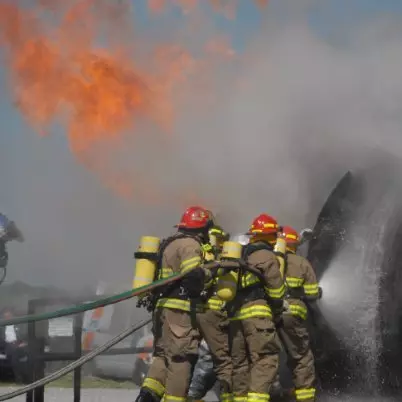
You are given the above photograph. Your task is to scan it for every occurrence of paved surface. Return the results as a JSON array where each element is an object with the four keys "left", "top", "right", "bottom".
[
  {"left": 7, "top": 390, "right": 370, "bottom": 402},
  {"left": 0, "top": 388, "right": 399, "bottom": 402},
  {"left": 0, "top": 388, "right": 218, "bottom": 402}
]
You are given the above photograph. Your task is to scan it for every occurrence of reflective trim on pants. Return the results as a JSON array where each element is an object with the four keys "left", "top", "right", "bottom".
[
  {"left": 164, "top": 395, "right": 187, "bottom": 402},
  {"left": 143, "top": 377, "right": 165, "bottom": 397},
  {"left": 233, "top": 397, "right": 247, "bottom": 402},
  {"left": 247, "top": 392, "right": 270, "bottom": 402},
  {"left": 229, "top": 305, "right": 272, "bottom": 321},
  {"left": 295, "top": 387, "right": 316, "bottom": 401},
  {"left": 197, "top": 298, "right": 225, "bottom": 311},
  {"left": 288, "top": 304, "right": 308, "bottom": 320},
  {"left": 221, "top": 392, "right": 233, "bottom": 402}
]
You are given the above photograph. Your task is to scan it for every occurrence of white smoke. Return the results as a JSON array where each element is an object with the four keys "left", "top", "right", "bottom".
[{"left": 2, "top": 0, "right": 402, "bottom": 289}]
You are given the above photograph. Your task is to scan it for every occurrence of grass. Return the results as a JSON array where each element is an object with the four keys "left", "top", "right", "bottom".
[
  {"left": 0, "top": 374, "right": 137, "bottom": 389},
  {"left": 50, "top": 373, "right": 137, "bottom": 389}
]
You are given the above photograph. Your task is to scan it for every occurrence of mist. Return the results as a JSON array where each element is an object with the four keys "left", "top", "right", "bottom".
[{"left": 1, "top": 0, "right": 402, "bottom": 290}]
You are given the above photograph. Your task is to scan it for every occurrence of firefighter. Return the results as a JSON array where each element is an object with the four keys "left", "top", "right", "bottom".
[
  {"left": 190, "top": 224, "right": 232, "bottom": 402},
  {"left": 0, "top": 213, "right": 23, "bottom": 277},
  {"left": 229, "top": 213, "right": 286, "bottom": 402},
  {"left": 276, "top": 225, "right": 322, "bottom": 402},
  {"left": 136, "top": 206, "right": 218, "bottom": 402}
]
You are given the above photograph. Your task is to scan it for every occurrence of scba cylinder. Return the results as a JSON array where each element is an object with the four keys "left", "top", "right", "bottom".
[
  {"left": 133, "top": 236, "right": 161, "bottom": 289},
  {"left": 216, "top": 241, "right": 242, "bottom": 302},
  {"left": 221, "top": 241, "right": 243, "bottom": 260},
  {"left": 274, "top": 238, "right": 287, "bottom": 279}
]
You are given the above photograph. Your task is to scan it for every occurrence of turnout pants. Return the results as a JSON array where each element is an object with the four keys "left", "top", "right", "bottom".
[
  {"left": 142, "top": 307, "right": 200, "bottom": 402},
  {"left": 278, "top": 314, "right": 316, "bottom": 402},
  {"left": 196, "top": 308, "right": 232, "bottom": 402},
  {"left": 230, "top": 317, "right": 281, "bottom": 402}
]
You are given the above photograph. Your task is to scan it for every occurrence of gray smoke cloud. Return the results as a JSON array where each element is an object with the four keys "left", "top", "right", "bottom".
[{"left": 1, "top": 0, "right": 402, "bottom": 290}]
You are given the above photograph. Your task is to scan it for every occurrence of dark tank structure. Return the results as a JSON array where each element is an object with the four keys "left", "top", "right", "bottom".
[{"left": 306, "top": 158, "right": 402, "bottom": 398}]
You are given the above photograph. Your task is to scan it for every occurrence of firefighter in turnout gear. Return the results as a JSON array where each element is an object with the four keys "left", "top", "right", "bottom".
[
  {"left": 0, "top": 213, "right": 24, "bottom": 282},
  {"left": 136, "top": 206, "right": 218, "bottom": 402},
  {"left": 190, "top": 224, "right": 233, "bottom": 402},
  {"left": 276, "top": 226, "right": 322, "bottom": 402},
  {"left": 229, "top": 214, "right": 286, "bottom": 402}
]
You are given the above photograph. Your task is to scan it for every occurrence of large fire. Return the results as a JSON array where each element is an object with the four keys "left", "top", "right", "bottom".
[{"left": 0, "top": 0, "right": 267, "bottom": 204}]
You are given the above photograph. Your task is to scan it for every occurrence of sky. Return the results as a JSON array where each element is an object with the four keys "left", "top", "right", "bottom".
[{"left": 1, "top": 0, "right": 402, "bottom": 290}]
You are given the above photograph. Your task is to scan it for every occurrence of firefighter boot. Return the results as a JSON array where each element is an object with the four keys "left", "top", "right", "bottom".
[
  {"left": 270, "top": 374, "right": 285, "bottom": 399},
  {"left": 135, "top": 388, "right": 162, "bottom": 402}
]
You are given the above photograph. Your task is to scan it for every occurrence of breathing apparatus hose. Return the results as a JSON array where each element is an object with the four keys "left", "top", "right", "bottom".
[{"left": 0, "top": 317, "right": 152, "bottom": 401}]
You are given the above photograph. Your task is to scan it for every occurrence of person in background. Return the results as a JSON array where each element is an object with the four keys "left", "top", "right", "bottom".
[
  {"left": 0, "top": 213, "right": 24, "bottom": 284},
  {"left": 1, "top": 309, "right": 28, "bottom": 383}
]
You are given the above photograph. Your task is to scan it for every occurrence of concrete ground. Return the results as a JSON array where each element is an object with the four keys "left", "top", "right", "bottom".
[
  {"left": 0, "top": 388, "right": 400, "bottom": 402},
  {"left": 0, "top": 388, "right": 218, "bottom": 401}
]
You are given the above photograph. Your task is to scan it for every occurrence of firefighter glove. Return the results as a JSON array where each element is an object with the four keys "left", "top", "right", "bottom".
[{"left": 182, "top": 267, "right": 206, "bottom": 297}]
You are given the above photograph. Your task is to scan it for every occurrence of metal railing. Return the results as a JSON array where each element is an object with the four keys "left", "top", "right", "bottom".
[{"left": 0, "top": 272, "right": 185, "bottom": 401}]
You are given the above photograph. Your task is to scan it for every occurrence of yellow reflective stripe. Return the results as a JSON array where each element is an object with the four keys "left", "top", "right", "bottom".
[
  {"left": 165, "top": 396, "right": 187, "bottom": 402},
  {"left": 209, "top": 228, "right": 224, "bottom": 235},
  {"left": 241, "top": 273, "right": 259, "bottom": 287},
  {"left": 288, "top": 304, "right": 308, "bottom": 320},
  {"left": 180, "top": 256, "right": 202, "bottom": 273},
  {"left": 143, "top": 377, "right": 165, "bottom": 397},
  {"left": 160, "top": 267, "right": 174, "bottom": 278},
  {"left": 286, "top": 277, "right": 304, "bottom": 287},
  {"left": 202, "top": 244, "right": 213, "bottom": 252},
  {"left": 221, "top": 393, "right": 233, "bottom": 402},
  {"left": 156, "top": 298, "right": 204, "bottom": 313},
  {"left": 303, "top": 283, "right": 319, "bottom": 295},
  {"left": 203, "top": 251, "right": 215, "bottom": 262},
  {"left": 230, "top": 305, "right": 272, "bottom": 321},
  {"left": 204, "top": 298, "right": 225, "bottom": 310},
  {"left": 156, "top": 298, "right": 191, "bottom": 312},
  {"left": 264, "top": 283, "right": 285, "bottom": 299},
  {"left": 247, "top": 392, "right": 270, "bottom": 402},
  {"left": 295, "top": 388, "right": 316, "bottom": 401},
  {"left": 233, "top": 397, "right": 247, "bottom": 402}
]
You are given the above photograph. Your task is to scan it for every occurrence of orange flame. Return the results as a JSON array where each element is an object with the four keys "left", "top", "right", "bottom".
[
  {"left": 0, "top": 1, "right": 176, "bottom": 199},
  {"left": 0, "top": 0, "right": 266, "bottom": 207}
]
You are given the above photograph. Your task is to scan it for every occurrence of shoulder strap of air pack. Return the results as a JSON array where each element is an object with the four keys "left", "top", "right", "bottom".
[
  {"left": 238, "top": 241, "right": 274, "bottom": 289},
  {"left": 155, "top": 232, "right": 203, "bottom": 280},
  {"left": 242, "top": 241, "right": 273, "bottom": 261}
]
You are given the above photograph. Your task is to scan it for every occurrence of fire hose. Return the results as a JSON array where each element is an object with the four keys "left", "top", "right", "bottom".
[
  {"left": 0, "top": 262, "right": 295, "bottom": 400},
  {"left": 0, "top": 272, "right": 186, "bottom": 327},
  {"left": 0, "top": 317, "right": 152, "bottom": 401}
]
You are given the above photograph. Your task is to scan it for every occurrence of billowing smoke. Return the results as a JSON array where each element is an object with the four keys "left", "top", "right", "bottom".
[{"left": 1, "top": 0, "right": 402, "bottom": 290}]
